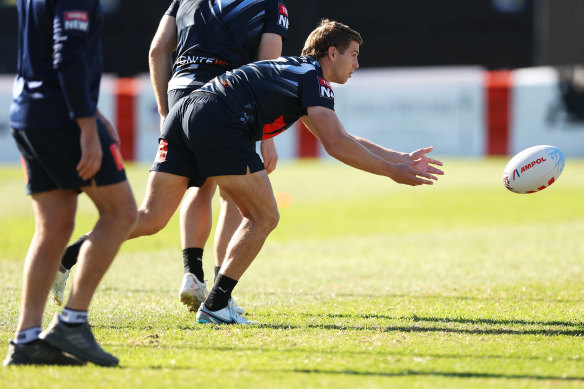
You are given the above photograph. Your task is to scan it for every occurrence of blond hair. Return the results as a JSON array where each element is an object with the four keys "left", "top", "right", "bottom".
[{"left": 301, "top": 19, "right": 363, "bottom": 59}]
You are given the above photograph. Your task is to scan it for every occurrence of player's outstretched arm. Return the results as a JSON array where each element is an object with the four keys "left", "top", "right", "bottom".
[
  {"left": 303, "top": 106, "right": 440, "bottom": 186},
  {"left": 149, "top": 14, "right": 177, "bottom": 131},
  {"left": 347, "top": 130, "right": 444, "bottom": 177}
]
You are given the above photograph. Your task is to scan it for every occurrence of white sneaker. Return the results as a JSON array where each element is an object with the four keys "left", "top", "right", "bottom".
[
  {"left": 51, "top": 269, "right": 69, "bottom": 306},
  {"left": 196, "top": 304, "right": 256, "bottom": 325},
  {"left": 179, "top": 273, "right": 209, "bottom": 311},
  {"left": 228, "top": 297, "right": 245, "bottom": 315}
]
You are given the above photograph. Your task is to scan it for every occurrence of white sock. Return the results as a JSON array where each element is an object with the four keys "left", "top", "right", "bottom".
[
  {"left": 59, "top": 308, "right": 88, "bottom": 324},
  {"left": 14, "top": 327, "right": 41, "bottom": 344}
]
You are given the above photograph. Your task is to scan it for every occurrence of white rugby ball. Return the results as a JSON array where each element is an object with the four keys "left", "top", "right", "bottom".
[{"left": 502, "top": 145, "right": 565, "bottom": 194}]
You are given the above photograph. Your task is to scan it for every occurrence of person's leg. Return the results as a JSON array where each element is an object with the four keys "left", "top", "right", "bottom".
[
  {"left": 213, "top": 188, "right": 242, "bottom": 269},
  {"left": 16, "top": 190, "right": 78, "bottom": 332},
  {"left": 64, "top": 180, "right": 137, "bottom": 310},
  {"left": 129, "top": 171, "right": 190, "bottom": 239},
  {"left": 3, "top": 189, "right": 87, "bottom": 366},
  {"left": 180, "top": 179, "right": 216, "bottom": 279},
  {"left": 39, "top": 181, "right": 136, "bottom": 367},
  {"left": 196, "top": 170, "right": 279, "bottom": 324},
  {"left": 43, "top": 174, "right": 187, "bottom": 366},
  {"left": 178, "top": 179, "right": 216, "bottom": 311},
  {"left": 213, "top": 171, "right": 279, "bottom": 280},
  {"left": 213, "top": 188, "right": 246, "bottom": 314},
  {"left": 50, "top": 171, "right": 189, "bottom": 308}
]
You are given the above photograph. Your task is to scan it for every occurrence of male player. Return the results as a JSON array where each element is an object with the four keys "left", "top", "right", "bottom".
[
  {"left": 48, "top": 19, "right": 444, "bottom": 325},
  {"left": 52, "top": 0, "right": 289, "bottom": 315},
  {"left": 4, "top": 0, "right": 137, "bottom": 367}
]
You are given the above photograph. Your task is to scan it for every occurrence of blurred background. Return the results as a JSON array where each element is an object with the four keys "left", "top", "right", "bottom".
[
  {"left": 0, "top": 0, "right": 583, "bottom": 161},
  {"left": 1, "top": 0, "right": 583, "bottom": 73}
]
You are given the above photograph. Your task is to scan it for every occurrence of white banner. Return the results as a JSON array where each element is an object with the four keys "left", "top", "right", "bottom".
[{"left": 333, "top": 67, "right": 486, "bottom": 157}]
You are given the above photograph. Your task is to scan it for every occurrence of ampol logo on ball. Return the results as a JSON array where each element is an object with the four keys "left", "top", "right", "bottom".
[{"left": 502, "top": 145, "right": 565, "bottom": 194}]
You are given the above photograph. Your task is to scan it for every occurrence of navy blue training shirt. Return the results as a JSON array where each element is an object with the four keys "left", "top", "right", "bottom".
[
  {"left": 165, "top": 0, "right": 289, "bottom": 91},
  {"left": 197, "top": 56, "right": 335, "bottom": 141},
  {"left": 10, "top": 0, "right": 103, "bottom": 130}
]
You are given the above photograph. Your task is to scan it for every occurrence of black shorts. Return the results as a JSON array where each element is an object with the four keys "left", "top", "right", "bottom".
[
  {"left": 12, "top": 120, "right": 127, "bottom": 195},
  {"left": 167, "top": 87, "right": 198, "bottom": 108},
  {"left": 150, "top": 92, "right": 264, "bottom": 187}
]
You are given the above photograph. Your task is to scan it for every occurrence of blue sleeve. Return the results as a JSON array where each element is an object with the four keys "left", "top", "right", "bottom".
[
  {"left": 264, "top": 0, "right": 288, "bottom": 40},
  {"left": 302, "top": 71, "right": 335, "bottom": 111},
  {"left": 165, "top": 0, "right": 180, "bottom": 17},
  {"left": 52, "top": 0, "right": 96, "bottom": 119}
]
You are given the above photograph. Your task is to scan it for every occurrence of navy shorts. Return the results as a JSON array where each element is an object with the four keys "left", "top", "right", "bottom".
[
  {"left": 167, "top": 86, "right": 199, "bottom": 108},
  {"left": 12, "top": 119, "right": 127, "bottom": 195},
  {"left": 150, "top": 92, "right": 264, "bottom": 187}
]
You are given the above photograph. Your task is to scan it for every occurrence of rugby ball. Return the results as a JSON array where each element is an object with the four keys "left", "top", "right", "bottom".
[{"left": 502, "top": 145, "right": 565, "bottom": 194}]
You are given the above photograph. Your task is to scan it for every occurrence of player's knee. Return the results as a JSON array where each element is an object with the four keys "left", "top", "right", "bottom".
[
  {"left": 119, "top": 206, "right": 138, "bottom": 231},
  {"left": 40, "top": 218, "right": 75, "bottom": 241},
  {"left": 261, "top": 208, "right": 280, "bottom": 233},
  {"left": 136, "top": 209, "right": 168, "bottom": 236}
]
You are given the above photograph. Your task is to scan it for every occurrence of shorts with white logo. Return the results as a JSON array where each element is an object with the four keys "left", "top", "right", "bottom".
[
  {"left": 11, "top": 119, "right": 127, "bottom": 195},
  {"left": 150, "top": 92, "right": 264, "bottom": 187}
]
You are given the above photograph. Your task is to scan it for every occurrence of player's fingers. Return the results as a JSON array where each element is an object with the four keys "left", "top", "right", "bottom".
[
  {"left": 427, "top": 157, "right": 443, "bottom": 166},
  {"left": 427, "top": 165, "right": 444, "bottom": 175},
  {"left": 77, "top": 156, "right": 100, "bottom": 180},
  {"left": 414, "top": 168, "right": 438, "bottom": 181}
]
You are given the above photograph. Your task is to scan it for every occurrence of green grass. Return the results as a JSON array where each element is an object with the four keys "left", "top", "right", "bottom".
[{"left": 1, "top": 158, "right": 584, "bottom": 388}]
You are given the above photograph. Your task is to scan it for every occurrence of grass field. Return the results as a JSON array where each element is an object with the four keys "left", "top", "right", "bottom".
[{"left": 1, "top": 157, "right": 584, "bottom": 388}]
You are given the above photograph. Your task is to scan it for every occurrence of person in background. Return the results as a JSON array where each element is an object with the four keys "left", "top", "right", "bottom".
[
  {"left": 4, "top": 0, "right": 137, "bottom": 367},
  {"left": 52, "top": 0, "right": 289, "bottom": 315}
]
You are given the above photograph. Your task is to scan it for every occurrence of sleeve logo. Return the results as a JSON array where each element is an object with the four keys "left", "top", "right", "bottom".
[
  {"left": 278, "top": 3, "right": 289, "bottom": 29},
  {"left": 318, "top": 77, "right": 334, "bottom": 99},
  {"left": 64, "top": 11, "right": 89, "bottom": 31}
]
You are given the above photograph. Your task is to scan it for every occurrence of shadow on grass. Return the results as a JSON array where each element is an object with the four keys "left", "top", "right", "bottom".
[
  {"left": 132, "top": 364, "right": 584, "bottom": 382},
  {"left": 294, "top": 312, "right": 584, "bottom": 328},
  {"left": 290, "top": 368, "right": 584, "bottom": 382},
  {"left": 255, "top": 322, "right": 584, "bottom": 336}
]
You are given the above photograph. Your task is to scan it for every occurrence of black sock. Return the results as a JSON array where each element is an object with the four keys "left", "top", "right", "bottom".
[
  {"left": 205, "top": 273, "right": 238, "bottom": 311},
  {"left": 182, "top": 248, "right": 204, "bottom": 282},
  {"left": 61, "top": 234, "right": 87, "bottom": 270},
  {"left": 214, "top": 266, "right": 221, "bottom": 281}
]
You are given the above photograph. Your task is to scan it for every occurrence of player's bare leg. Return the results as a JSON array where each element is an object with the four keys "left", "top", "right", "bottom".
[
  {"left": 129, "top": 171, "right": 190, "bottom": 239},
  {"left": 40, "top": 181, "right": 136, "bottom": 367},
  {"left": 16, "top": 190, "right": 78, "bottom": 332},
  {"left": 214, "top": 189, "right": 242, "bottom": 269},
  {"left": 178, "top": 180, "right": 216, "bottom": 310},
  {"left": 213, "top": 189, "right": 247, "bottom": 314},
  {"left": 196, "top": 169, "right": 278, "bottom": 325},
  {"left": 65, "top": 181, "right": 137, "bottom": 310}
]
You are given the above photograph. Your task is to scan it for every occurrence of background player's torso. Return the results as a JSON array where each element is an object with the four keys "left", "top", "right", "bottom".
[{"left": 167, "top": 0, "right": 288, "bottom": 91}]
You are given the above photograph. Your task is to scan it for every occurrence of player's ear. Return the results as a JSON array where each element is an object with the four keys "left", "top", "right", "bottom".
[{"left": 328, "top": 46, "right": 336, "bottom": 61}]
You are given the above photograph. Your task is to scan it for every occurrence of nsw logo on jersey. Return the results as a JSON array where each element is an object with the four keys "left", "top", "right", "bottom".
[
  {"left": 278, "top": 3, "right": 289, "bottom": 29},
  {"left": 318, "top": 77, "right": 334, "bottom": 100},
  {"left": 64, "top": 11, "right": 89, "bottom": 32}
]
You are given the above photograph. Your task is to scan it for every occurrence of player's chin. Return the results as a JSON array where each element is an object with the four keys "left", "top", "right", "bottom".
[{"left": 338, "top": 75, "right": 351, "bottom": 84}]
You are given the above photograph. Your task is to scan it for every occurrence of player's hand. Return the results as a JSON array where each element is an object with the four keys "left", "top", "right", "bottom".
[
  {"left": 77, "top": 117, "right": 103, "bottom": 181},
  {"left": 96, "top": 109, "right": 120, "bottom": 147},
  {"left": 260, "top": 138, "right": 278, "bottom": 174},
  {"left": 389, "top": 161, "right": 439, "bottom": 186},
  {"left": 408, "top": 146, "right": 444, "bottom": 177}
]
